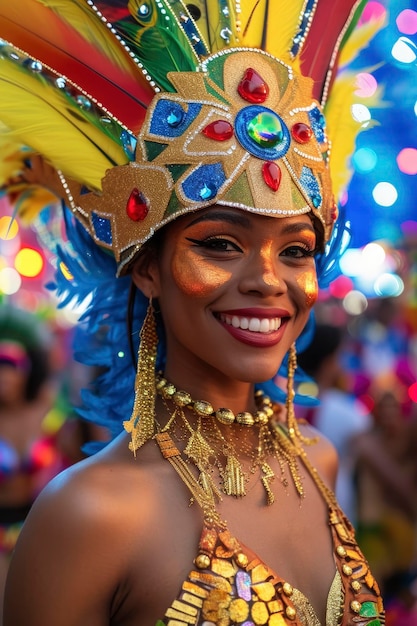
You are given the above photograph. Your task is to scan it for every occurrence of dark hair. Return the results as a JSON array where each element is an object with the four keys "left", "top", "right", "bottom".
[
  {"left": 297, "top": 324, "right": 343, "bottom": 377},
  {"left": 0, "top": 307, "right": 50, "bottom": 401}
]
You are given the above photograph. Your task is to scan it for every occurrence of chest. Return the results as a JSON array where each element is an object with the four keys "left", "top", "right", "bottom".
[{"left": 111, "top": 470, "right": 336, "bottom": 626}]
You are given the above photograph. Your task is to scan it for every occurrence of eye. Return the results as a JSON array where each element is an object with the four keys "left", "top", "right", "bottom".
[
  {"left": 186, "top": 237, "right": 243, "bottom": 253},
  {"left": 281, "top": 244, "right": 315, "bottom": 259}
]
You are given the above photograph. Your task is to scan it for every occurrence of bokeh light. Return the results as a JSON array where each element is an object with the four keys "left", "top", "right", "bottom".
[
  {"left": 343, "top": 291, "right": 368, "bottom": 316},
  {"left": 14, "top": 247, "right": 44, "bottom": 278},
  {"left": 373, "top": 273, "right": 404, "bottom": 297},
  {"left": 409, "top": 383, "right": 417, "bottom": 403},
  {"left": 351, "top": 103, "right": 372, "bottom": 124},
  {"left": 391, "top": 37, "right": 417, "bottom": 63},
  {"left": 397, "top": 148, "right": 417, "bottom": 175},
  {"left": 0, "top": 216, "right": 19, "bottom": 240},
  {"left": 355, "top": 73, "right": 378, "bottom": 98},
  {"left": 0, "top": 267, "right": 22, "bottom": 295},
  {"left": 352, "top": 148, "right": 378, "bottom": 173},
  {"left": 372, "top": 182, "right": 398, "bottom": 207},
  {"left": 396, "top": 9, "right": 417, "bottom": 35}
]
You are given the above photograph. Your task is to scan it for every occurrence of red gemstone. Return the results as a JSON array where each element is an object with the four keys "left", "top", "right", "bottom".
[
  {"left": 330, "top": 202, "right": 338, "bottom": 221},
  {"left": 237, "top": 68, "right": 269, "bottom": 103},
  {"left": 291, "top": 122, "right": 313, "bottom": 143},
  {"left": 202, "top": 120, "right": 234, "bottom": 141},
  {"left": 262, "top": 161, "right": 281, "bottom": 191},
  {"left": 126, "top": 188, "right": 149, "bottom": 221}
]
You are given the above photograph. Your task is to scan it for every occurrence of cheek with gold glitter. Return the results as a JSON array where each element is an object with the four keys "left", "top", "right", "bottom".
[
  {"left": 297, "top": 271, "right": 318, "bottom": 308},
  {"left": 171, "top": 248, "right": 233, "bottom": 297}
]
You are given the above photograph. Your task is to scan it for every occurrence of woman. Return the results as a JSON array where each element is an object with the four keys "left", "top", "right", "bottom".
[{"left": 0, "top": 1, "right": 384, "bottom": 624}]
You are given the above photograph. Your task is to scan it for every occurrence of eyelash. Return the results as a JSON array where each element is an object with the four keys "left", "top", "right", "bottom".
[
  {"left": 186, "top": 237, "right": 242, "bottom": 252},
  {"left": 282, "top": 245, "right": 316, "bottom": 258},
  {"left": 186, "top": 238, "right": 316, "bottom": 257}
]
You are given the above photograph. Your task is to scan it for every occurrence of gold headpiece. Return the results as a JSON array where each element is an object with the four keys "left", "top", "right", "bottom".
[
  {"left": 0, "top": 1, "right": 383, "bottom": 274},
  {"left": 64, "top": 48, "right": 335, "bottom": 272}
]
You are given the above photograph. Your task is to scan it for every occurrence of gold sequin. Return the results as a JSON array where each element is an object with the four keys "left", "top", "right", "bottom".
[
  {"left": 181, "top": 593, "right": 203, "bottom": 608},
  {"left": 212, "top": 558, "right": 236, "bottom": 578},
  {"left": 336, "top": 546, "right": 347, "bottom": 557},
  {"left": 235, "top": 552, "right": 249, "bottom": 567},
  {"left": 285, "top": 606, "right": 296, "bottom": 620},
  {"left": 253, "top": 582, "right": 276, "bottom": 602},
  {"left": 172, "top": 601, "right": 198, "bottom": 616},
  {"left": 282, "top": 582, "right": 293, "bottom": 596},
  {"left": 350, "top": 600, "right": 362, "bottom": 613},
  {"left": 268, "top": 600, "right": 284, "bottom": 613},
  {"left": 268, "top": 614, "right": 288, "bottom": 626},
  {"left": 251, "top": 564, "right": 270, "bottom": 584},
  {"left": 342, "top": 564, "right": 353, "bottom": 576},
  {"left": 182, "top": 581, "right": 209, "bottom": 599},
  {"left": 229, "top": 598, "right": 249, "bottom": 622},
  {"left": 251, "top": 601, "right": 269, "bottom": 625},
  {"left": 195, "top": 554, "right": 211, "bottom": 569},
  {"left": 165, "top": 608, "right": 197, "bottom": 623}
]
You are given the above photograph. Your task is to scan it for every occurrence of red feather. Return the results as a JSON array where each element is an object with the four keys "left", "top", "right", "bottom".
[{"left": 0, "top": 0, "right": 155, "bottom": 133}]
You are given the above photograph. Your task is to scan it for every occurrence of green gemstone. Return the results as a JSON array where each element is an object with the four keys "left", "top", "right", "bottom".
[
  {"left": 359, "top": 601, "right": 378, "bottom": 617},
  {"left": 247, "top": 112, "right": 283, "bottom": 147}
]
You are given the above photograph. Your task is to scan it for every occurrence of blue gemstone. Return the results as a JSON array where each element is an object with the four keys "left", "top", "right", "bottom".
[
  {"left": 91, "top": 213, "right": 112, "bottom": 245},
  {"left": 167, "top": 109, "right": 184, "bottom": 127},
  {"left": 199, "top": 182, "right": 217, "bottom": 200},
  {"left": 121, "top": 130, "right": 137, "bottom": 161}
]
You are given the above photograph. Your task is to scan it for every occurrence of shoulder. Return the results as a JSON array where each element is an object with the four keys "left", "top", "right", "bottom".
[
  {"left": 4, "top": 436, "right": 170, "bottom": 625},
  {"left": 298, "top": 420, "right": 339, "bottom": 489}
]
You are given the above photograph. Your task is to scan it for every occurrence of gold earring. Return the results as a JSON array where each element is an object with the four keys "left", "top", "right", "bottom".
[
  {"left": 285, "top": 343, "right": 298, "bottom": 443},
  {"left": 123, "top": 298, "right": 157, "bottom": 455},
  {"left": 286, "top": 342, "right": 318, "bottom": 448}
]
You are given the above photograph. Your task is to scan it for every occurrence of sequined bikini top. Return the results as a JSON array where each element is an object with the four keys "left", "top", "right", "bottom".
[{"left": 155, "top": 432, "right": 384, "bottom": 626}]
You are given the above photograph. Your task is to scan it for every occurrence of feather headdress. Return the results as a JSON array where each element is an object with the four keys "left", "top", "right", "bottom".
[
  {"left": 0, "top": 0, "right": 383, "bottom": 273},
  {"left": 0, "top": 1, "right": 384, "bottom": 435}
]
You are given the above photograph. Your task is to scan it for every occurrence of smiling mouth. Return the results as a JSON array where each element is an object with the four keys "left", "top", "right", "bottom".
[{"left": 218, "top": 313, "right": 282, "bottom": 334}]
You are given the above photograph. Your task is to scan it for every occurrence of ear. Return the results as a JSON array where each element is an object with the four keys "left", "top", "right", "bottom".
[{"left": 131, "top": 251, "right": 161, "bottom": 299}]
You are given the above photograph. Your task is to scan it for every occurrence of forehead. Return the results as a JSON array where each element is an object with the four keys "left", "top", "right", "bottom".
[{"left": 167, "top": 205, "right": 316, "bottom": 235}]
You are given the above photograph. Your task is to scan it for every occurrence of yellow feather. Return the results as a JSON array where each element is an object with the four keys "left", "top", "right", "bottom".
[
  {"left": 204, "top": 0, "right": 240, "bottom": 51},
  {"left": 325, "top": 73, "right": 380, "bottom": 202},
  {"left": 5, "top": 183, "right": 60, "bottom": 224},
  {"left": 0, "top": 58, "right": 128, "bottom": 191},
  {"left": 36, "top": 0, "right": 135, "bottom": 72},
  {"left": 0, "top": 126, "right": 32, "bottom": 186},
  {"left": 238, "top": 0, "right": 268, "bottom": 49},
  {"left": 339, "top": 14, "right": 386, "bottom": 68},
  {"left": 264, "top": 1, "right": 306, "bottom": 62}
]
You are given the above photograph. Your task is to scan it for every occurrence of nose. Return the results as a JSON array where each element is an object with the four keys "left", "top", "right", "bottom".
[{"left": 239, "top": 242, "right": 286, "bottom": 296}]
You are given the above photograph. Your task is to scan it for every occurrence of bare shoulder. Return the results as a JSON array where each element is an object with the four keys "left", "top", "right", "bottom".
[
  {"left": 4, "top": 434, "right": 169, "bottom": 626},
  {"left": 298, "top": 419, "right": 339, "bottom": 490}
]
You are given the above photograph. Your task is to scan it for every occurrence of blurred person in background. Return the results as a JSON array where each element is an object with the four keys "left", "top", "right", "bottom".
[
  {"left": 353, "top": 370, "right": 417, "bottom": 622},
  {"left": 297, "top": 323, "right": 371, "bottom": 524},
  {"left": 0, "top": 305, "right": 69, "bottom": 620}
]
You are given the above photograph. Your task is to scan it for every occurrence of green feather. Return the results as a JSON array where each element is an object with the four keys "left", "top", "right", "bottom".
[{"left": 111, "top": 0, "right": 200, "bottom": 91}]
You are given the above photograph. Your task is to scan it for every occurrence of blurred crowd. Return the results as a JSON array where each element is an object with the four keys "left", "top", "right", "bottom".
[
  {"left": 0, "top": 304, "right": 110, "bottom": 622},
  {"left": 298, "top": 293, "right": 417, "bottom": 625}
]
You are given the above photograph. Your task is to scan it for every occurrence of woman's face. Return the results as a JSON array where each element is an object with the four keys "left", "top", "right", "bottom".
[{"left": 135, "top": 206, "right": 318, "bottom": 386}]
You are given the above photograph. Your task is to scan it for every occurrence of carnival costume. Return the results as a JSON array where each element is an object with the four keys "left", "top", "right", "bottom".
[{"left": 0, "top": 1, "right": 385, "bottom": 624}]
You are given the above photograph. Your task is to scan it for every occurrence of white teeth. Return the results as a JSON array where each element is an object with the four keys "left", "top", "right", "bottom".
[
  {"left": 232, "top": 316, "right": 240, "bottom": 328},
  {"left": 219, "top": 314, "right": 282, "bottom": 333},
  {"left": 249, "top": 318, "right": 260, "bottom": 332}
]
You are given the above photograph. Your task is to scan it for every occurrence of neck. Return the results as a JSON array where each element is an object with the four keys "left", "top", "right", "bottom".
[{"left": 162, "top": 366, "right": 259, "bottom": 417}]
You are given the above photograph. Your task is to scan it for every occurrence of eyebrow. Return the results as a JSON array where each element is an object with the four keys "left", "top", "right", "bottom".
[
  {"left": 186, "top": 210, "right": 316, "bottom": 236},
  {"left": 186, "top": 210, "right": 252, "bottom": 229},
  {"left": 280, "top": 222, "right": 316, "bottom": 236}
]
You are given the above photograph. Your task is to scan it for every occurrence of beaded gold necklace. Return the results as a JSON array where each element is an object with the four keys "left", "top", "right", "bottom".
[{"left": 155, "top": 374, "right": 310, "bottom": 505}]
